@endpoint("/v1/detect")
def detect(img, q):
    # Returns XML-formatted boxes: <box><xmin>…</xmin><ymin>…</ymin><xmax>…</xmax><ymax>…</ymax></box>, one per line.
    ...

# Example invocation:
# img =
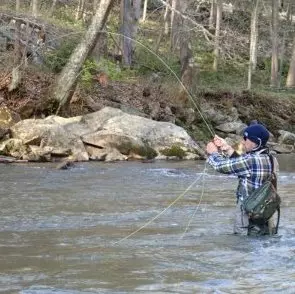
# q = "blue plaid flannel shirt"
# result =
<box><xmin>207</xmin><ymin>151</ymin><xmax>273</xmax><ymax>200</ymax></box>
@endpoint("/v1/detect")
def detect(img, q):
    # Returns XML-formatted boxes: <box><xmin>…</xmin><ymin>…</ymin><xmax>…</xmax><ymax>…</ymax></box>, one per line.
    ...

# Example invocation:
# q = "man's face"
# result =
<box><xmin>242</xmin><ymin>138</ymin><xmax>257</xmax><ymax>152</ymax></box>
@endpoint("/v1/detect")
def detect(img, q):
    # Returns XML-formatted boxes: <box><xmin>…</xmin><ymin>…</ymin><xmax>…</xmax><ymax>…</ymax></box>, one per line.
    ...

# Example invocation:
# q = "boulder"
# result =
<box><xmin>0</xmin><ymin>106</ymin><xmax>21</xmax><ymax>128</ymax></box>
<box><xmin>278</xmin><ymin>130</ymin><xmax>295</xmax><ymax>145</ymax></box>
<box><xmin>215</xmin><ymin>121</ymin><xmax>247</xmax><ymax>134</ymax></box>
<box><xmin>272</xmin><ymin>143</ymin><xmax>294</xmax><ymax>154</ymax></box>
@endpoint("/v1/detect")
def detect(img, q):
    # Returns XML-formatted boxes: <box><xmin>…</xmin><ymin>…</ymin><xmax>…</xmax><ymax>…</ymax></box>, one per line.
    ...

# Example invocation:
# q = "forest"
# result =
<box><xmin>0</xmin><ymin>0</ymin><xmax>295</xmax><ymax>146</ymax></box>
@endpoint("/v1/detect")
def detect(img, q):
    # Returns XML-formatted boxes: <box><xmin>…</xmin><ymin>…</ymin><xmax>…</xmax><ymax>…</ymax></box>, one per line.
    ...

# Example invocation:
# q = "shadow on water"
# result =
<box><xmin>0</xmin><ymin>155</ymin><xmax>295</xmax><ymax>293</ymax></box>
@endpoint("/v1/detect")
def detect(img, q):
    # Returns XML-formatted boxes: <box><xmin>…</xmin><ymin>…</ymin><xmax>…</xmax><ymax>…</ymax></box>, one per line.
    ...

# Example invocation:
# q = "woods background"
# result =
<box><xmin>0</xmin><ymin>0</ymin><xmax>295</xmax><ymax>140</ymax></box>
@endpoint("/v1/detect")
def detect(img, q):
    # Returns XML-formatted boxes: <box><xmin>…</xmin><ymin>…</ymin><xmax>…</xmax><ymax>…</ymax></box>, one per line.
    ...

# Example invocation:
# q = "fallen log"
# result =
<box><xmin>0</xmin><ymin>155</ymin><xmax>28</xmax><ymax>163</ymax></box>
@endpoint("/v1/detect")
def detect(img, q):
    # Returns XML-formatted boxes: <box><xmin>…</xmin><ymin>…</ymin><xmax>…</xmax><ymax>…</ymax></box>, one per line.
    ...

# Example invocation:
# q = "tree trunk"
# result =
<box><xmin>178</xmin><ymin>0</ymin><xmax>198</xmax><ymax>98</ymax></box>
<box><xmin>52</xmin><ymin>0</ymin><xmax>115</xmax><ymax>109</ymax></box>
<box><xmin>49</xmin><ymin>0</ymin><xmax>57</xmax><ymax>17</ymax></box>
<box><xmin>270</xmin><ymin>0</ymin><xmax>279</xmax><ymax>88</ymax></box>
<box><xmin>75</xmin><ymin>0</ymin><xmax>85</xmax><ymax>21</ymax></box>
<box><xmin>121</xmin><ymin>0</ymin><xmax>141</xmax><ymax>67</ymax></box>
<box><xmin>16</xmin><ymin>0</ymin><xmax>20</xmax><ymax>12</ymax></box>
<box><xmin>247</xmin><ymin>0</ymin><xmax>260</xmax><ymax>90</ymax></box>
<box><xmin>32</xmin><ymin>0</ymin><xmax>38</xmax><ymax>17</ymax></box>
<box><xmin>286</xmin><ymin>36</ymin><xmax>295</xmax><ymax>88</ymax></box>
<box><xmin>170</xmin><ymin>0</ymin><xmax>178</xmax><ymax>50</ymax></box>
<box><xmin>164</xmin><ymin>0</ymin><xmax>170</xmax><ymax>35</ymax></box>
<box><xmin>154</xmin><ymin>2</ymin><xmax>170</xmax><ymax>52</ymax></box>
<box><xmin>93</xmin><ymin>0</ymin><xmax>100</xmax><ymax>11</ymax></box>
<box><xmin>134</xmin><ymin>0</ymin><xmax>142</xmax><ymax>20</ymax></box>
<box><xmin>9</xmin><ymin>20</ymin><xmax>22</xmax><ymax>92</ymax></box>
<box><xmin>142</xmin><ymin>0</ymin><xmax>148</xmax><ymax>22</ymax></box>
<box><xmin>213</xmin><ymin>0</ymin><xmax>222</xmax><ymax>71</ymax></box>
<box><xmin>209</xmin><ymin>0</ymin><xmax>216</xmax><ymax>29</ymax></box>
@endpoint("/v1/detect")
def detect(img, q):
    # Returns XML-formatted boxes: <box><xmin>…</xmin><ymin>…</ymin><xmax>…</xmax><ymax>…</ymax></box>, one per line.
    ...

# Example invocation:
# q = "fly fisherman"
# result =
<box><xmin>206</xmin><ymin>123</ymin><xmax>279</xmax><ymax>236</ymax></box>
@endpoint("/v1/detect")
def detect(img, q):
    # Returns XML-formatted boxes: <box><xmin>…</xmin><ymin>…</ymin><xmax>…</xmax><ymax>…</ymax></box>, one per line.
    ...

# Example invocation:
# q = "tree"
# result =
<box><xmin>120</xmin><ymin>0</ymin><xmax>141</xmax><ymax>67</ymax></box>
<box><xmin>16</xmin><ymin>0</ymin><xmax>20</xmax><ymax>12</ymax></box>
<box><xmin>75</xmin><ymin>0</ymin><xmax>85</xmax><ymax>21</ymax></box>
<box><xmin>209</xmin><ymin>0</ymin><xmax>217</xmax><ymax>29</ymax></box>
<box><xmin>142</xmin><ymin>0</ymin><xmax>148</xmax><ymax>22</ymax></box>
<box><xmin>286</xmin><ymin>36</ymin><xmax>295</xmax><ymax>88</ymax></box>
<box><xmin>170</xmin><ymin>0</ymin><xmax>178</xmax><ymax>50</ymax></box>
<box><xmin>213</xmin><ymin>0</ymin><xmax>222</xmax><ymax>71</ymax></box>
<box><xmin>49</xmin><ymin>0</ymin><xmax>58</xmax><ymax>17</ymax></box>
<box><xmin>52</xmin><ymin>0</ymin><xmax>115</xmax><ymax>111</ymax></box>
<box><xmin>31</xmin><ymin>0</ymin><xmax>38</xmax><ymax>17</ymax></box>
<box><xmin>270</xmin><ymin>0</ymin><xmax>279</xmax><ymax>88</ymax></box>
<box><xmin>247</xmin><ymin>0</ymin><xmax>260</xmax><ymax>90</ymax></box>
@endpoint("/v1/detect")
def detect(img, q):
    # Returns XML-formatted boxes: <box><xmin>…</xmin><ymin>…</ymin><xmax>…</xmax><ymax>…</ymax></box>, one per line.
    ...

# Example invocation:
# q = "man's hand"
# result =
<box><xmin>206</xmin><ymin>142</ymin><xmax>218</xmax><ymax>154</ymax></box>
<box><xmin>213</xmin><ymin>135</ymin><xmax>235</xmax><ymax>156</ymax></box>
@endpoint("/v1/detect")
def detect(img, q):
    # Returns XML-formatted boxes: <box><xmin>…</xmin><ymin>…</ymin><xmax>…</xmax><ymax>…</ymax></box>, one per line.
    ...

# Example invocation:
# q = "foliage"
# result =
<box><xmin>135</xmin><ymin>44</ymin><xmax>181</xmax><ymax>77</ymax></box>
<box><xmin>80</xmin><ymin>59</ymin><xmax>97</xmax><ymax>87</ymax></box>
<box><xmin>117</xmin><ymin>142</ymin><xmax>158</xmax><ymax>159</ymax></box>
<box><xmin>160</xmin><ymin>145</ymin><xmax>186</xmax><ymax>159</ymax></box>
<box><xmin>44</xmin><ymin>39</ymin><xmax>79</xmax><ymax>73</ymax></box>
<box><xmin>96</xmin><ymin>58</ymin><xmax>136</xmax><ymax>81</ymax></box>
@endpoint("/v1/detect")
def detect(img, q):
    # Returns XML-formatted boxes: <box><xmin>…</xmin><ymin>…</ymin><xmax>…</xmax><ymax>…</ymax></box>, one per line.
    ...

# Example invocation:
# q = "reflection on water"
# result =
<box><xmin>0</xmin><ymin>155</ymin><xmax>295</xmax><ymax>293</ymax></box>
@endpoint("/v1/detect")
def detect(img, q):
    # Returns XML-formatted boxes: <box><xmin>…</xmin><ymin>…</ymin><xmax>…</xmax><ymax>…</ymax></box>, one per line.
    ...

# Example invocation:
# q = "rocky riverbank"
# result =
<box><xmin>1</xmin><ymin>69</ymin><xmax>295</xmax><ymax>163</ymax></box>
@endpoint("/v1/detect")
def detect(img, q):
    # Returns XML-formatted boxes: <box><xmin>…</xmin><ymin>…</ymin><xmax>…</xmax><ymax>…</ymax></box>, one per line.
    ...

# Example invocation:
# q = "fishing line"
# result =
<box><xmin>1</xmin><ymin>28</ymin><xmax>216</xmax><ymax>242</ymax></box>
<box><xmin>180</xmin><ymin>161</ymin><xmax>208</xmax><ymax>240</ymax></box>
<box><xmin>112</xmin><ymin>172</ymin><xmax>204</xmax><ymax>245</ymax></box>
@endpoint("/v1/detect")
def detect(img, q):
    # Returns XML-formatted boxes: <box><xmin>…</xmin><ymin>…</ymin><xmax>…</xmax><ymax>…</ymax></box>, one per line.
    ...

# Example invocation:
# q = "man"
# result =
<box><xmin>206</xmin><ymin>123</ymin><xmax>279</xmax><ymax>235</ymax></box>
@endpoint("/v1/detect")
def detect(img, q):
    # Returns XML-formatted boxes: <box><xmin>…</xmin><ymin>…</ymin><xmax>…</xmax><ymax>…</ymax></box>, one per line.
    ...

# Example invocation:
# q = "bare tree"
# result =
<box><xmin>170</xmin><ymin>0</ymin><xmax>178</xmax><ymax>50</ymax></box>
<box><xmin>286</xmin><ymin>36</ymin><xmax>295</xmax><ymax>88</ymax></box>
<box><xmin>247</xmin><ymin>0</ymin><xmax>260</xmax><ymax>90</ymax></box>
<box><xmin>209</xmin><ymin>0</ymin><xmax>217</xmax><ymax>29</ymax></box>
<box><xmin>121</xmin><ymin>0</ymin><xmax>141</xmax><ymax>67</ymax></box>
<box><xmin>32</xmin><ymin>0</ymin><xmax>38</xmax><ymax>17</ymax></box>
<box><xmin>213</xmin><ymin>0</ymin><xmax>222</xmax><ymax>71</ymax></box>
<box><xmin>142</xmin><ymin>0</ymin><xmax>148</xmax><ymax>22</ymax></box>
<box><xmin>49</xmin><ymin>0</ymin><xmax>58</xmax><ymax>17</ymax></box>
<box><xmin>270</xmin><ymin>0</ymin><xmax>279</xmax><ymax>88</ymax></box>
<box><xmin>93</xmin><ymin>0</ymin><xmax>100</xmax><ymax>11</ymax></box>
<box><xmin>52</xmin><ymin>0</ymin><xmax>115</xmax><ymax>110</ymax></box>
<box><xmin>164</xmin><ymin>1</ymin><xmax>170</xmax><ymax>35</ymax></box>
<box><xmin>9</xmin><ymin>20</ymin><xmax>22</xmax><ymax>92</ymax></box>
<box><xmin>75</xmin><ymin>0</ymin><xmax>85</xmax><ymax>21</ymax></box>
<box><xmin>16</xmin><ymin>0</ymin><xmax>20</xmax><ymax>12</ymax></box>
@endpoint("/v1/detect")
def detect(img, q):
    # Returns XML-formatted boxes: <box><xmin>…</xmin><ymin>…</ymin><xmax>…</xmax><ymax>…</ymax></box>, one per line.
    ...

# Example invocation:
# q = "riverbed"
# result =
<box><xmin>0</xmin><ymin>155</ymin><xmax>295</xmax><ymax>293</ymax></box>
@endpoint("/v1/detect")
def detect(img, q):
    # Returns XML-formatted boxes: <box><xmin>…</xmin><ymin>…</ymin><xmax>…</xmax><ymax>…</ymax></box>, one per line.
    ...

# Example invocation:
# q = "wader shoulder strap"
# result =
<box><xmin>269</xmin><ymin>154</ymin><xmax>280</xmax><ymax>233</ymax></box>
<box><xmin>269</xmin><ymin>154</ymin><xmax>277</xmax><ymax>189</ymax></box>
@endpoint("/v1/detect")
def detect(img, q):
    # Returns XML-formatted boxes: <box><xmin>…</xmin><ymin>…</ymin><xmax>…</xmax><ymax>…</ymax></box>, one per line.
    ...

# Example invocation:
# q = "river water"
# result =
<box><xmin>0</xmin><ymin>155</ymin><xmax>295</xmax><ymax>294</ymax></box>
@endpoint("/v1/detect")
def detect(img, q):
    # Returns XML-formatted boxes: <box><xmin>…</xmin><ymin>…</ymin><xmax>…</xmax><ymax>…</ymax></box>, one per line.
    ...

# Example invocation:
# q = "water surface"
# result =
<box><xmin>1</xmin><ymin>155</ymin><xmax>295</xmax><ymax>293</ymax></box>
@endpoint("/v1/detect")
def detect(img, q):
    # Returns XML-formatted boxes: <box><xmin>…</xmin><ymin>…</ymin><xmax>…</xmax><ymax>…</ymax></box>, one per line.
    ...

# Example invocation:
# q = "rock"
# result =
<box><xmin>10</xmin><ymin>118</ymin><xmax>89</xmax><ymax>161</ymax></box>
<box><xmin>272</xmin><ymin>143</ymin><xmax>294</xmax><ymax>154</ymax></box>
<box><xmin>215</xmin><ymin>121</ymin><xmax>247</xmax><ymax>133</ymax></box>
<box><xmin>5</xmin><ymin>106</ymin><xmax>202</xmax><ymax>162</ymax></box>
<box><xmin>278</xmin><ymin>130</ymin><xmax>295</xmax><ymax>145</ymax></box>
<box><xmin>56</xmin><ymin>160</ymin><xmax>75</xmax><ymax>170</ymax></box>
<box><xmin>0</xmin><ymin>106</ymin><xmax>21</xmax><ymax>128</ymax></box>
<box><xmin>0</xmin><ymin>138</ymin><xmax>26</xmax><ymax>158</ymax></box>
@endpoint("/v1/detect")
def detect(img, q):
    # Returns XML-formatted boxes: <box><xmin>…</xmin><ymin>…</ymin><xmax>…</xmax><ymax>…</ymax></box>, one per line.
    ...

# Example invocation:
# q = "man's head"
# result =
<box><xmin>242</xmin><ymin>124</ymin><xmax>269</xmax><ymax>152</ymax></box>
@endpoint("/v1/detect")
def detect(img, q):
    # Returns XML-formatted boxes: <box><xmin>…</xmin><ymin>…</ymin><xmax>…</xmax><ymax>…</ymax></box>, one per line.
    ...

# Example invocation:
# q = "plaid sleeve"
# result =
<box><xmin>207</xmin><ymin>152</ymin><xmax>251</xmax><ymax>177</ymax></box>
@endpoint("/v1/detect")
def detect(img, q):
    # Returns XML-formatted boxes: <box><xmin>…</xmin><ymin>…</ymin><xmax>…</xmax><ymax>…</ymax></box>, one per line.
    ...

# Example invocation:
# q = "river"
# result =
<box><xmin>0</xmin><ymin>155</ymin><xmax>295</xmax><ymax>294</ymax></box>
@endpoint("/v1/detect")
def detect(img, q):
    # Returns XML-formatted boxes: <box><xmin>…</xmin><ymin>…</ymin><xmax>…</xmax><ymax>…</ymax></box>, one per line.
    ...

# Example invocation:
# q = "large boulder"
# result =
<box><xmin>4</xmin><ymin>107</ymin><xmax>203</xmax><ymax>162</ymax></box>
<box><xmin>81</xmin><ymin>107</ymin><xmax>204</xmax><ymax>159</ymax></box>
<box><xmin>10</xmin><ymin>117</ymin><xmax>89</xmax><ymax>161</ymax></box>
